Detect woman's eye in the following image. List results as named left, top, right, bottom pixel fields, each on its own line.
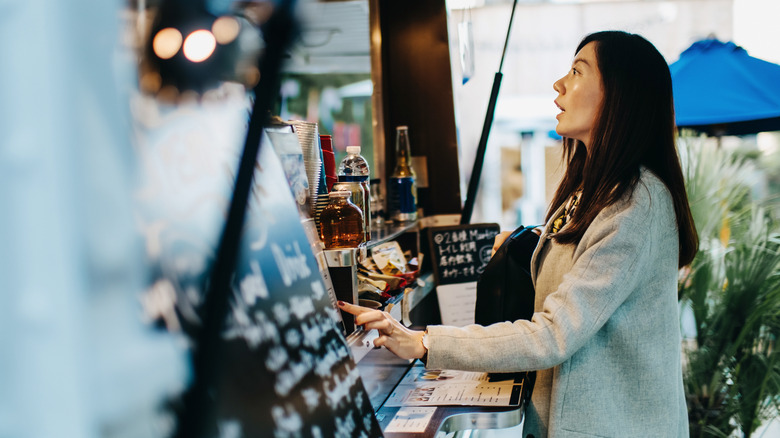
left=571, top=67, right=579, bottom=75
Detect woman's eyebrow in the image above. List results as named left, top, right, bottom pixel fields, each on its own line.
left=573, top=58, right=590, bottom=68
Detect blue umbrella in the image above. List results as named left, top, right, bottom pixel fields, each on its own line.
left=669, top=38, right=780, bottom=136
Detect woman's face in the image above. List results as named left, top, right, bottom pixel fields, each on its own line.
left=553, top=42, right=604, bottom=147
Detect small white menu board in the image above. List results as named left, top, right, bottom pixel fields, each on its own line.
left=435, top=282, right=477, bottom=326
left=383, top=365, right=524, bottom=407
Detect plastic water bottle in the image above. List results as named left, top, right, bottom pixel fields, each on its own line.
left=337, top=146, right=371, bottom=240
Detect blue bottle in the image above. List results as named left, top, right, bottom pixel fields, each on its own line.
left=389, top=126, right=417, bottom=222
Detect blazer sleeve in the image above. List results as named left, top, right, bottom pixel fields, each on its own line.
left=425, top=188, right=659, bottom=372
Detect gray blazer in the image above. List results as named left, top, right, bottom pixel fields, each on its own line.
left=426, top=169, right=689, bottom=437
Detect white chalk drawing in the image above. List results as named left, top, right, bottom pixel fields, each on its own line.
left=223, top=304, right=280, bottom=349
left=265, top=345, right=288, bottom=373
left=274, top=350, right=315, bottom=397
left=334, top=411, right=357, bottom=438
left=300, top=319, right=325, bottom=349
left=323, top=364, right=360, bottom=409
left=310, top=280, right=325, bottom=300
left=289, top=295, right=315, bottom=320
left=362, top=413, right=374, bottom=435
left=240, top=260, right=269, bottom=305
left=272, top=302, right=291, bottom=326
left=271, top=241, right=312, bottom=286
left=284, top=328, right=302, bottom=349
left=301, top=387, right=321, bottom=413
left=271, top=404, right=303, bottom=436
left=323, top=306, right=341, bottom=325
left=227, top=300, right=263, bottom=348
left=314, top=338, right=350, bottom=377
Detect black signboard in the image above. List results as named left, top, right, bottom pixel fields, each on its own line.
left=427, top=223, right=500, bottom=286
left=134, top=104, right=381, bottom=437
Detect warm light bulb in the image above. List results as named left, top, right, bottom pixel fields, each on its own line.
left=153, top=27, right=183, bottom=60
left=183, top=30, right=216, bottom=63
left=212, top=16, right=240, bottom=45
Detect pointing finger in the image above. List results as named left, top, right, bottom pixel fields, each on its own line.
left=337, top=301, right=374, bottom=316
left=354, top=309, right=387, bottom=326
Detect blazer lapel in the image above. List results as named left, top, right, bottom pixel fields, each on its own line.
left=530, top=203, right=565, bottom=286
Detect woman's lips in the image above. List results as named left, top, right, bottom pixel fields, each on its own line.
left=555, top=101, right=564, bottom=119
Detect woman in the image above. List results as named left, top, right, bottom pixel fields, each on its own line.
left=340, top=31, right=697, bottom=437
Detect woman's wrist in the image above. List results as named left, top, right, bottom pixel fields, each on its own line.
left=419, top=328, right=429, bottom=364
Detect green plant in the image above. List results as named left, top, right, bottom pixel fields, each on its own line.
left=678, top=134, right=780, bottom=438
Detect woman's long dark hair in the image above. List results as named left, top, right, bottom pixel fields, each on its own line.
left=547, top=31, right=698, bottom=267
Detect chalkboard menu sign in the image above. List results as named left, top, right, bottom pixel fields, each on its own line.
left=426, top=223, right=500, bottom=326
left=132, top=97, right=381, bottom=437
left=427, top=224, right=500, bottom=285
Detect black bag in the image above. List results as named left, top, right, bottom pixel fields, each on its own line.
left=474, top=224, right=540, bottom=400
left=475, top=225, right=539, bottom=325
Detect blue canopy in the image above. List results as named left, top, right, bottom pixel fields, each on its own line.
left=669, top=39, right=780, bottom=135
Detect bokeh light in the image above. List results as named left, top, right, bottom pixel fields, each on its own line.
left=212, top=16, right=241, bottom=45
left=244, top=66, right=261, bottom=88
left=139, top=71, right=162, bottom=93
left=152, top=27, right=183, bottom=60
left=183, top=30, right=216, bottom=63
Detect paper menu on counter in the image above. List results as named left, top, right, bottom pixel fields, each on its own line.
left=383, top=364, right=524, bottom=407
left=399, top=367, right=523, bottom=385
left=384, top=407, right=437, bottom=433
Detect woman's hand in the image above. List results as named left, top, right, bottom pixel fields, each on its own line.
left=492, top=231, right=512, bottom=257
left=337, top=301, right=426, bottom=360
left=492, top=227, right=543, bottom=256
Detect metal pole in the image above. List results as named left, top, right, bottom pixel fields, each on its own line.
left=460, top=0, right=518, bottom=225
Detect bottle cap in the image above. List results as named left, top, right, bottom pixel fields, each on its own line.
left=396, top=125, right=408, bottom=131
left=329, top=190, right=351, bottom=199
left=346, top=145, right=361, bottom=155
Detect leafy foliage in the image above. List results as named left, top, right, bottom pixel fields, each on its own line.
left=678, top=134, right=780, bottom=438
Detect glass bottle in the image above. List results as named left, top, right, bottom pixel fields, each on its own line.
left=331, top=181, right=367, bottom=243
left=337, top=145, right=371, bottom=240
left=369, top=178, right=385, bottom=226
left=389, top=126, right=418, bottom=222
left=319, top=191, right=365, bottom=249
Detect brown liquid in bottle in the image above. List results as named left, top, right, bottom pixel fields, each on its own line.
left=320, top=191, right=365, bottom=249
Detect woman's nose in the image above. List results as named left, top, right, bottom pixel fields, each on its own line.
left=553, top=77, right=563, bottom=93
